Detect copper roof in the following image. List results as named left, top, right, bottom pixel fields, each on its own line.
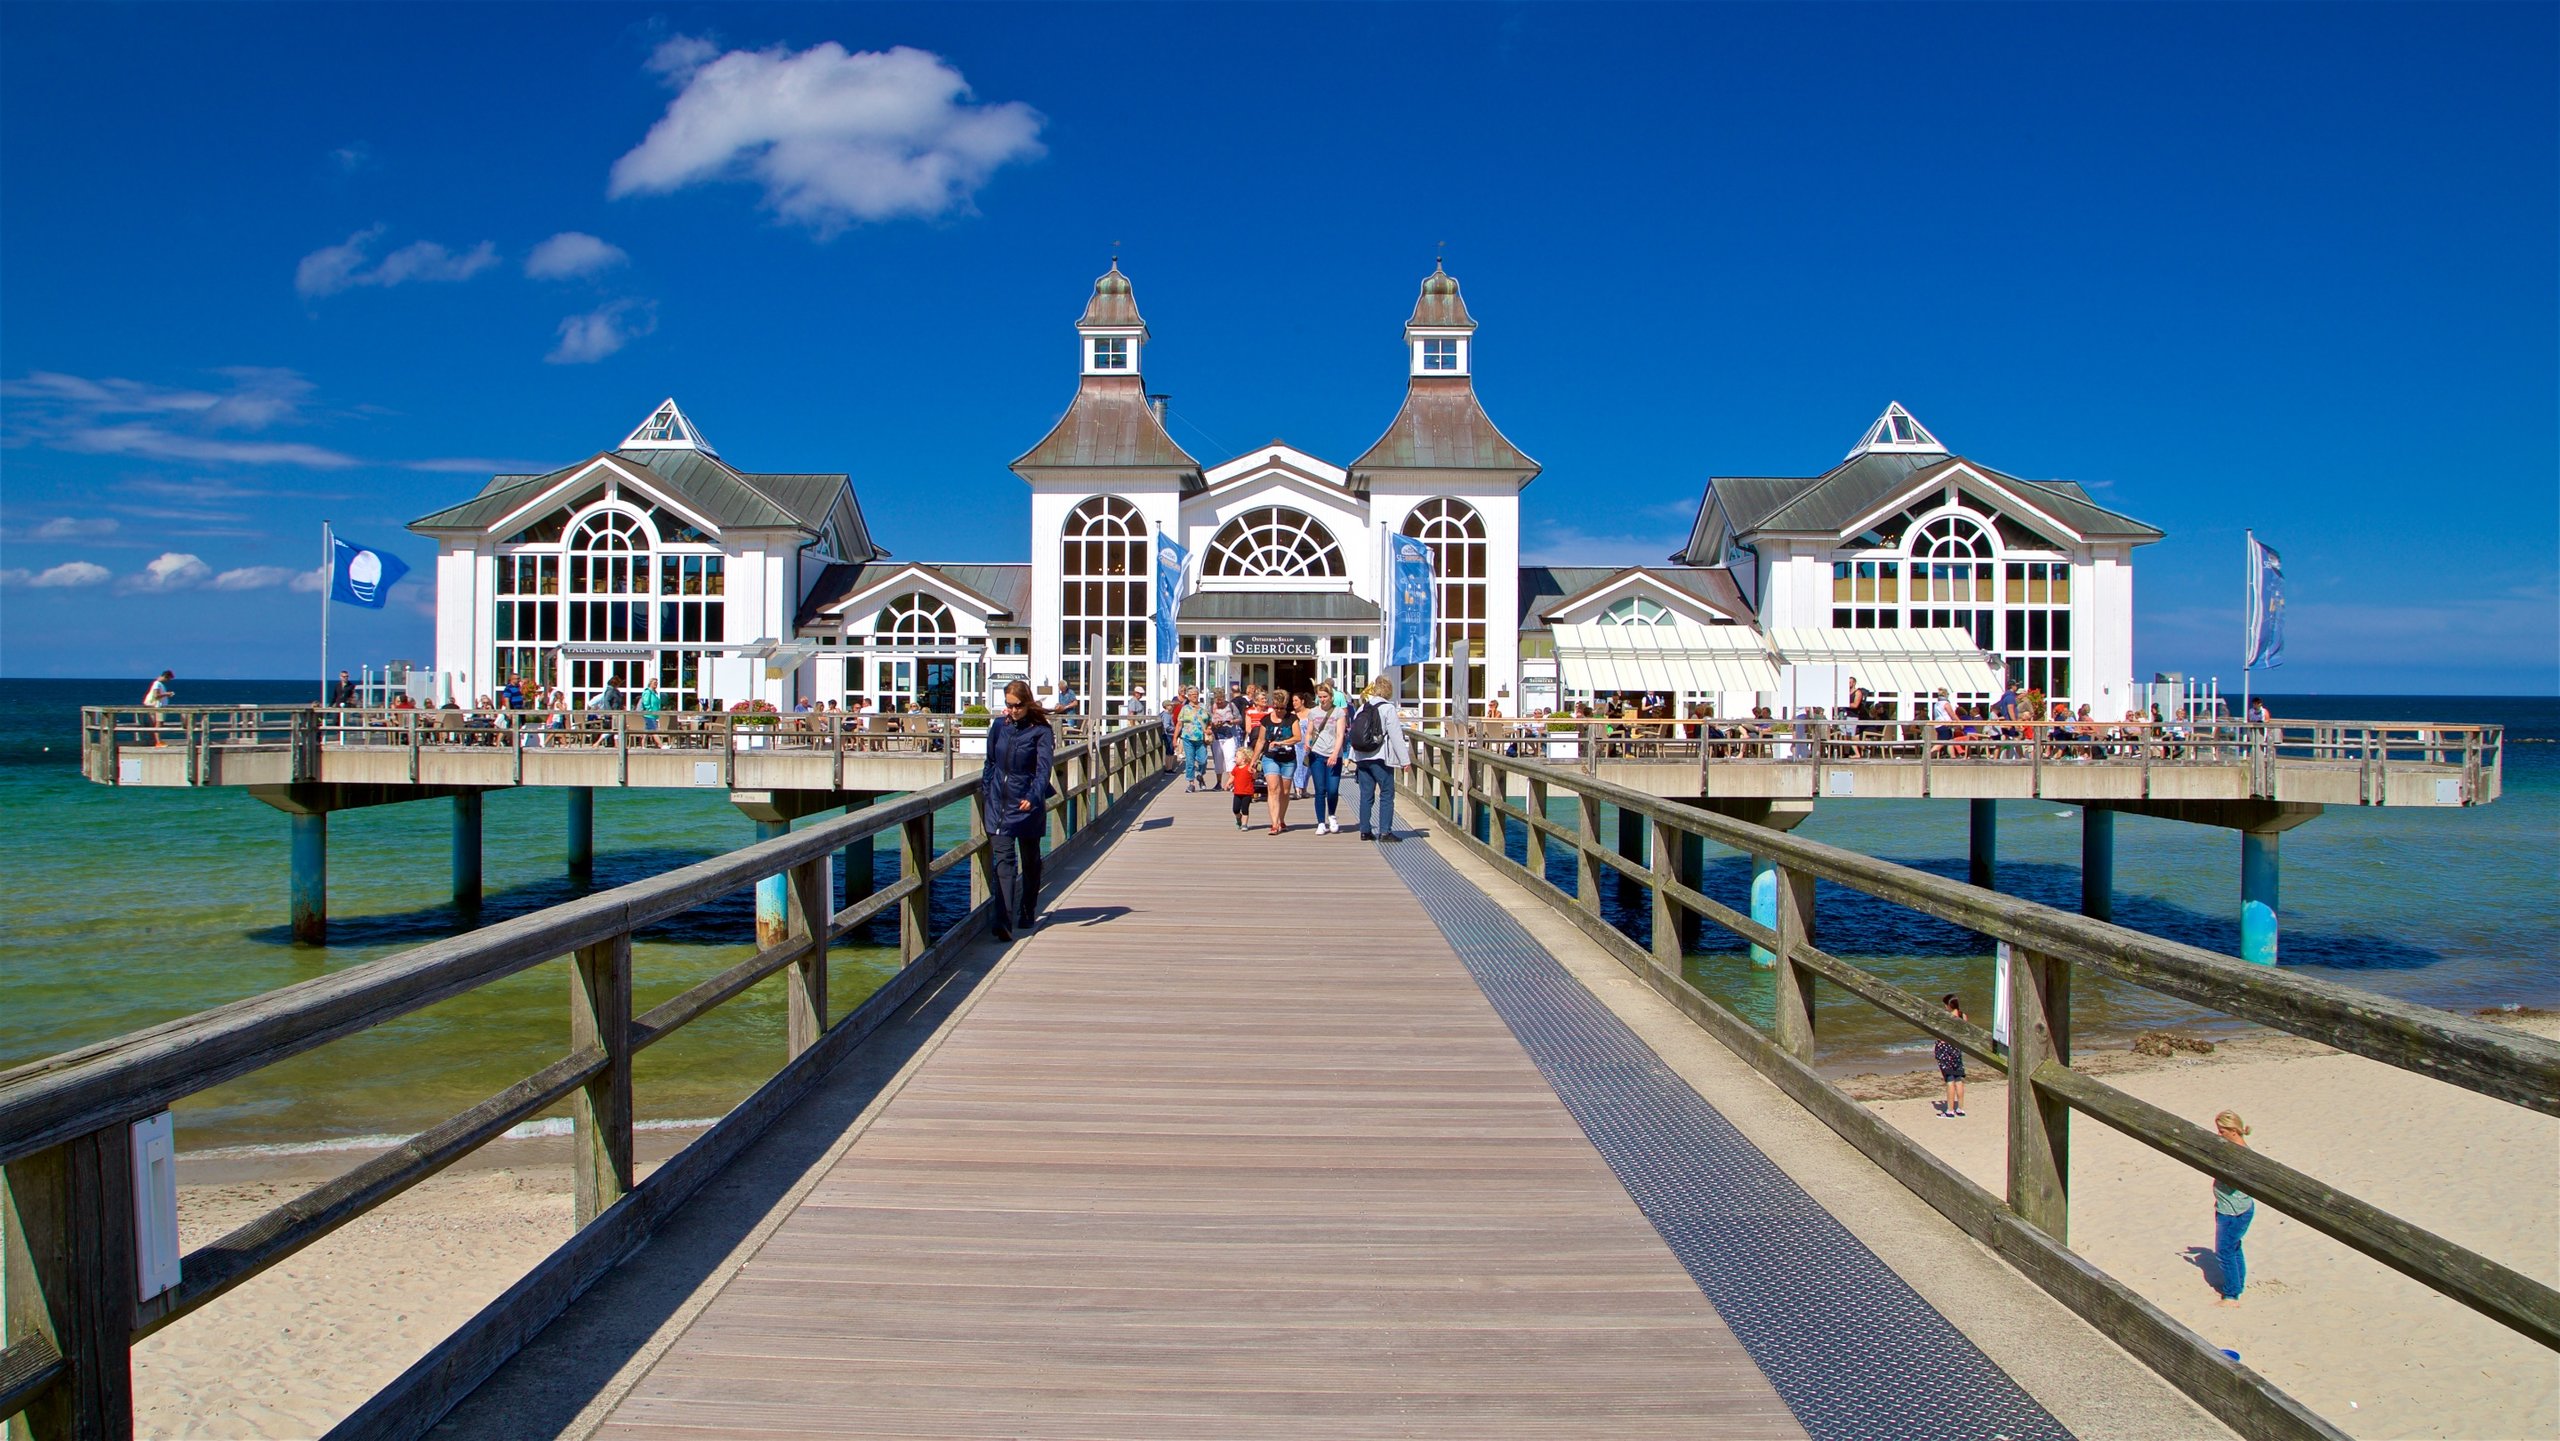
left=1346, top=377, right=1539, bottom=483
left=1078, top=262, right=1144, bottom=330
left=1407, top=261, right=1475, bottom=330
left=1012, top=375, right=1201, bottom=474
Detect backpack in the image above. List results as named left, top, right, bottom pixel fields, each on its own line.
left=1348, top=700, right=1386, bottom=753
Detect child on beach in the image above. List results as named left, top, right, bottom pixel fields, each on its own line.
left=1935, top=994, right=1968, bottom=1117
left=2212, top=1110, right=2257, bottom=1306
left=1229, top=756, right=1257, bottom=830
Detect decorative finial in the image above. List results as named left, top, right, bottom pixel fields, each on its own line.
left=1110, top=240, right=1122, bottom=271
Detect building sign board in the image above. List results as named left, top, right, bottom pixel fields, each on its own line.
left=1230, top=633, right=1318, bottom=658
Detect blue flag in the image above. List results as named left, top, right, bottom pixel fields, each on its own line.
left=1153, top=531, right=1187, bottom=665
left=330, top=535, right=411, bottom=609
left=2245, top=534, right=2284, bottom=671
left=1387, top=534, right=1436, bottom=667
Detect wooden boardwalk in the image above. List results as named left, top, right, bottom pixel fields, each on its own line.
left=592, top=783, right=1801, bottom=1439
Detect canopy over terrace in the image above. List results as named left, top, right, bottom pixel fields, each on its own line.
left=1550, top=622, right=1780, bottom=698
left=1770, top=626, right=2006, bottom=710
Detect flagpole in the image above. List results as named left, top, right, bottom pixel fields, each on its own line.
left=320, top=521, right=333, bottom=706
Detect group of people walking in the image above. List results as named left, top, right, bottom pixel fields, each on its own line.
left=1163, top=679, right=1412, bottom=840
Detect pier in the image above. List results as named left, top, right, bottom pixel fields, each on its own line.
left=78, top=704, right=2504, bottom=961
left=5, top=722, right=2554, bottom=1440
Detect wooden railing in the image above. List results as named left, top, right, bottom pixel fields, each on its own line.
left=78, top=706, right=1120, bottom=788
left=1400, top=733, right=2555, bottom=1441
left=2, top=722, right=1167, bottom=1441
left=1427, top=716, right=2502, bottom=791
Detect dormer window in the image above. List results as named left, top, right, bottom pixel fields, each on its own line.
left=1422, top=338, right=1460, bottom=371
left=1091, top=337, right=1131, bottom=371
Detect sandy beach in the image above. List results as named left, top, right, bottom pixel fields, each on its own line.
left=1861, top=1015, right=2560, bottom=1441
left=134, top=1129, right=704, bottom=1441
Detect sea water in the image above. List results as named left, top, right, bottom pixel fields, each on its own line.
left=1, top=680, right=2552, bottom=1152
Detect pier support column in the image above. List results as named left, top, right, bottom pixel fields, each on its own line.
left=754, top=818, right=791, bottom=949
left=290, top=812, right=326, bottom=945
left=1617, top=803, right=1648, bottom=888
left=1693, top=798, right=1814, bottom=969
left=1673, top=829, right=1706, bottom=951
left=452, top=792, right=483, bottom=908
left=565, top=786, right=594, bottom=881
left=2080, top=807, right=2114, bottom=921
left=1969, top=799, right=1998, bottom=889
left=2241, top=828, right=2281, bottom=966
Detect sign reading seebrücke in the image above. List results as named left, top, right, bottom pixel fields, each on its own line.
left=1230, top=634, right=1319, bottom=658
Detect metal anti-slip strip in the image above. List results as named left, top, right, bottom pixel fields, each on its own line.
left=1381, top=836, right=2070, bottom=1441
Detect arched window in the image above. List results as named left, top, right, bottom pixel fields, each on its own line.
left=1910, top=514, right=1993, bottom=561
left=1400, top=497, right=1488, bottom=716
left=1596, top=595, right=1675, bottom=626
left=875, top=592, right=958, bottom=646
left=563, top=508, right=654, bottom=702
left=1203, top=506, right=1345, bottom=578
left=1061, top=495, right=1149, bottom=704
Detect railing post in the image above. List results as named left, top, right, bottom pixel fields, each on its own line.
left=1526, top=778, right=1552, bottom=881
left=568, top=934, right=632, bottom=1227
left=1574, top=790, right=1603, bottom=917
left=898, top=814, right=933, bottom=965
left=3, top=1126, right=138, bottom=1440
left=2006, top=945, right=2071, bottom=1240
left=1647, top=812, right=1683, bottom=970
left=785, top=856, right=830, bottom=1057
left=967, top=797, right=994, bottom=915
left=1770, top=862, right=1818, bottom=1062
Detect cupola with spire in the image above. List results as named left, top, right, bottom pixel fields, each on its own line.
left=1349, top=259, right=1537, bottom=489
left=1404, top=258, right=1476, bottom=377
left=1077, top=259, right=1148, bottom=377
left=1014, top=260, right=1200, bottom=482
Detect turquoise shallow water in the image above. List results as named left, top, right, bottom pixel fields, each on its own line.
left=1, top=680, right=2552, bottom=1151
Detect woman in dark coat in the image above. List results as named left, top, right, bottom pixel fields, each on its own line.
left=981, top=679, right=1057, bottom=940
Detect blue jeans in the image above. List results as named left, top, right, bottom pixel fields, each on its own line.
left=1182, top=737, right=1209, bottom=783
left=2215, top=1205, right=2254, bottom=1299
left=1310, top=757, right=1342, bottom=821
left=1356, top=758, right=1397, bottom=836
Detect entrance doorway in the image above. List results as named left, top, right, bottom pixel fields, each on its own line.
left=1236, top=658, right=1316, bottom=697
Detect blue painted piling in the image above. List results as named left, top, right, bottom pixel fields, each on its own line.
left=2241, top=828, right=2280, bottom=965
left=290, top=812, right=327, bottom=944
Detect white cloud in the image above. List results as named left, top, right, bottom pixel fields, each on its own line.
left=525, top=232, right=630, bottom=280
left=548, top=299, right=658, bottom=364
left=297, top=224, right=500, bottom=298
left=61, top=425, right=359, bottom=468
left=33, top=516, right=119, bottom=539
left=291, top=566, right=329, bottom=593
left=119, top=552, right=214, bottom=593
left=211, top=565, right=304, bottom=591
left=6, top=367, right=311, bottom=430
left=609, top=41, right=1045, bottom=233
left=0, top=560, right=111, bottom=589
left=405, top=456, right=553, bottom=474
left=329, top=142, right=375, bottom=174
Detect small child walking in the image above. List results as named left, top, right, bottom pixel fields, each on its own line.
left=1935, top=994, right=1969, bottom=1117
left=1230, top=757, right=1257, bottom=830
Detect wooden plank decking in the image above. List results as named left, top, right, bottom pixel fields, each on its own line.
left=593, top=783, right=1802, bottom=1439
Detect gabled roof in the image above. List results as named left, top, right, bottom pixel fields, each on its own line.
left=1535, top=565, right=1753, bottom=626
left=1346, top=378, right=1539, bottom=484
left=1678, top=444, right=2160, bottom=561
left=1012, top=375, right=1201, bottom=476
left=410, top=445, right=878, bottom=560
left=1517, top=565, right=1745, bottom=629
left=795, top=562, right=1031, bottom=632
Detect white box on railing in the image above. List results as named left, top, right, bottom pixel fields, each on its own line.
left=132, top=1110, right=180, bottom=1300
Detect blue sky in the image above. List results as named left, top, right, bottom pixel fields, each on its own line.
left=3, top=3, right=2552, bottom=693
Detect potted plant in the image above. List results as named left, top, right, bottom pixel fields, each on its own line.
left=1544, top=711, right=1580, bottom=760
left=958, top=702, right=992, bottom=755
left=729, top=698, right=779, bottom=749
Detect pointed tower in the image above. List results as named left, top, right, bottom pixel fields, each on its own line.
left=1347, top=261, right=1539, bottom=489
left=1014, top=263, right=1199, bottom=715
left=1846, top=402, right=1944, bottom=459
left=620, top=397, right=716, bottom=457
left=1011, top=262, right=1200, bottom=479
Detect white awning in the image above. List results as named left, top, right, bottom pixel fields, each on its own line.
left=1550, top=622, right=1781, bottom=696
left=1770, top=627, right=2005, bottom=696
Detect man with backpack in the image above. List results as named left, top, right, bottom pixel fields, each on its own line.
left=1345, top=679, right=1410, bottom=841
